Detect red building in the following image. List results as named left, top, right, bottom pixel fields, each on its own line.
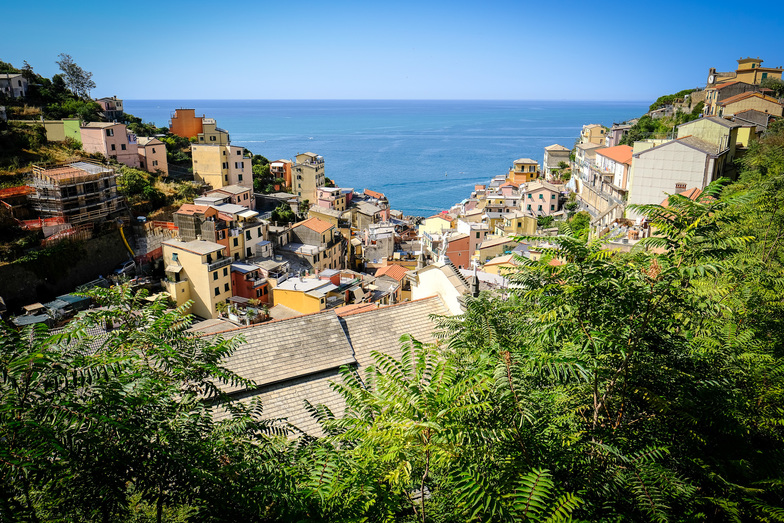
left=230, top=262, right=271, bottom=303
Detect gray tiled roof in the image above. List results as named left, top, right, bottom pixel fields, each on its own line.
left=211, top=296, right=449, bottom=436
left=219, top=310, right=355, bottom=394
left=341, top=296, right=448, bottom=369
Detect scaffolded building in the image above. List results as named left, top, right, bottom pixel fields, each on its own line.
left=28, top=161, right=123, bottom=224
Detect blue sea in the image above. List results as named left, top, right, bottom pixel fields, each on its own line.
left=123, top=100, right=648, bottom=216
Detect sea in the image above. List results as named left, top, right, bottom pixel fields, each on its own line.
left=123, top=100, right=649, bottom=216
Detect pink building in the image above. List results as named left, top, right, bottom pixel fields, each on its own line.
left=80, top=122, right=139, bottom=168
left=317, top=187, right=346, bottom=210
left=137, top=137, right=168, bottom=175
left=522, top=181, right=561, bottom=216
left=206, top=184, right=255, bottom=210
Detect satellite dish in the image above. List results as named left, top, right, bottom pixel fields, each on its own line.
left=708, top=75, right=716, bottom=84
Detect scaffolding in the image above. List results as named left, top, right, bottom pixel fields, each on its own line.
left=28, top=161, right=124, bottom=224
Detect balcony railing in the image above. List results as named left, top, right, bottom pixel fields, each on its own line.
left=207, top=257, right=232, bottom=271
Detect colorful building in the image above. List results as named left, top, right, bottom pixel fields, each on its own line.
left=162, top=238, right=233, bottom=319
left=191, top=144, right=253, bottom=189
left=292, top=152, right=326, bottom=202
left=508, top=158, right=540, bottom=184
left=80, top=122, right=139, bottom=168
left=733, top=57, right=783, bottom=85
left=169, top=109, right=204, bottom=139
left=137, top=137, right=168, bottom=175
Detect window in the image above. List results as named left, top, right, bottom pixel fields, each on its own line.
left=213, top=271, right=218, bottom=280
left=105, top=129, right=114, bottom=137
left=246, top=231, right=251, bottom=240
left=237, top=149, right=241, bottom=155
left=257, top=228, right=262, bottom=237
left=551, top=194, right=555, bottom=199
left=550, top=205, right=555, bottom=211
left=210, top=136, right=216, bottom=141
left=762, top=72, right=768, bottom=80
left=527, top=204, right=531, bottom=210
left=527, top=194, right=532, bottom=199
left=222, top=162, right=228, bottom=169
left=121, top=144, right=126, bottom=151
left=238, top=174, right=243, bottom=182
left=233, top=238, right=238, bottom=247
left=247, top=247, right=252, bottom=257
left=244, top=193, right=248, bottom=200
left=538, top=205, right=542, bottom=211
left=152, top=147, right=156, bottom=153
left=152, top=160, right=158, bottom=166
left=475, top=232, right=480, bottom=239
left=223, top=267, right=228, bottom=277
left=539, top=194, right=544, bottom=199
left=110, top=144, right=116, bottom=151
left=214, top=287, right=220, bottom=296
left=224, top=283, right=230, bottom=292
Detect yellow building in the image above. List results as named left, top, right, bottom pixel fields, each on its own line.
left=734, top=57, right=783, bottom=85
left=580, top=124, right=606, bottom=145
left=482, top=254, right=518, bottom=276
left=192, top=144, right=253, bottom=189
left=716, top=92, right=784, bottom=118
left=508, top=158, right=540, bottom=184
left=496, top=210, right=537, bottom=237
left=418, top=214, right=455, bottom=236
left=162, top=239, right=233, bottom=319
left=197, top=118, right=230, bottom=145
left=474, top=236, right=519, bottom=264
left=272, top=277, right=337, bottom=314
left=293, top=152, right=326, bottom=202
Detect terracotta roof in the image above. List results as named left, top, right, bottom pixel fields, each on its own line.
left=718, top=91, right=782, bottom=107
left=711, top=81, right=741, bottom=90
left=364, top=188, right=386, bottom=200
left=375, top=264, right=409, bottom=281
left=595, top=144, right=633, bottom=165
left=660, top=187, right=704, bottom=207
left=175, top=204, right=211, bottom=215
left=483, top=254, right=516, bottom=266
left=427, top=214, right=453, bottom=222
left=293, top=217, right=333, bottom=234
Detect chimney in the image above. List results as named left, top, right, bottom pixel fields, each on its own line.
left=471, top=266, right=480, bottom=298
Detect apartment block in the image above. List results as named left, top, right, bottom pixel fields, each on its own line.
left=95, top=96, right=124, bottom=121
left=28, top=161, right=122, bottom=224
left=507, top=158, right=540, bottom=184
left=162, top=239, right=233, bottom=319
left=192, top=144, right=252, bottom=189
left=169, top=109, right=204, bottom=139
left=292, top=152, right=326, bottom=202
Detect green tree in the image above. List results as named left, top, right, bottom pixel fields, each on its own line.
left=55, top=53, right=96, bottom=99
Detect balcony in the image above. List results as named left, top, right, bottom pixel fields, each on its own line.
left=207, top=257, right=232, bottom=271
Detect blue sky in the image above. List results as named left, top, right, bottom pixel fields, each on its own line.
left=4, top=0, right=784, bottom=101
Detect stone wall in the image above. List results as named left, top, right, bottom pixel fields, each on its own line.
left=0, top=231, right=130, bottom=312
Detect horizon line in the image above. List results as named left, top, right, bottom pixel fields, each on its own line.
left=121, top=98, right=652, bottom=103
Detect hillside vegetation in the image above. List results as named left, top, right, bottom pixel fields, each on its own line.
left=2, top=122, right=784, bottom=522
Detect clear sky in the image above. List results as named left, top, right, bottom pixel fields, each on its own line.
left=4, top=0, right=784, bottom=101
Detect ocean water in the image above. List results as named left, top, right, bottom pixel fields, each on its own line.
left=123, top=100, right=648, bottom=216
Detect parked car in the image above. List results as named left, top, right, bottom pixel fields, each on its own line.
left=113, top=260, right=136, bottom=277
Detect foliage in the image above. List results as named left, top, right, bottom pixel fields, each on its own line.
left=271, top=202, right=296, bottom=224
left=648, top=88, right=699, bottom=112
left=0, top=285, right=294, bottom=522
left=537, top=215, right=555, bottom=229
left=117, top=166, right=166, bottom=207
left=760, top=77, right=784, bottom=97
left=55, top=53, right=96, bottom=99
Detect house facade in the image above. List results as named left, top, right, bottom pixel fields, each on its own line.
left=292, top=152, right=326, bottom=202
left=162, top=239, right=233, bottom=319
left=80, top=122, right=139, bottom=168
left=137, top=137, right=168, bottom=175
left=169, top=109, right=204, bottom=139
left=192, top=144, right=253, bottom=189
left=508, top=158, right=540, bottom=184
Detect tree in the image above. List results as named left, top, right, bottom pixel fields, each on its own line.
left=56, top=53, right=96, bottom=99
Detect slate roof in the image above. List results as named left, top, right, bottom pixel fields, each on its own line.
left=677, top=116, right=740, bottom=130
left=219, top=310, right=355, bottom=394
left=209, top=296, right=449, bottom=435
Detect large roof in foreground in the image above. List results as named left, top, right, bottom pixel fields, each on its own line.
left=209, top=296, right=450, bottom=435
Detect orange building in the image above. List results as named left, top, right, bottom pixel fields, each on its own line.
left=169, top=109, right=204, bottom=139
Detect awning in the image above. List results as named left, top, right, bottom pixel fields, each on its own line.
left=165, top=264, right=183, bottom=273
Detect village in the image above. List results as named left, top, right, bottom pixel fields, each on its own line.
left=1, top=56, right=783, bottom=430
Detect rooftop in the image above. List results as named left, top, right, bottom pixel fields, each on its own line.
left=162, top=238, right=225, bottom=255
left=595, top=144, right=633, bottom=165
left=374, top=264, right=410, bottom=282
left=293, top=217, right=333, bottom=234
